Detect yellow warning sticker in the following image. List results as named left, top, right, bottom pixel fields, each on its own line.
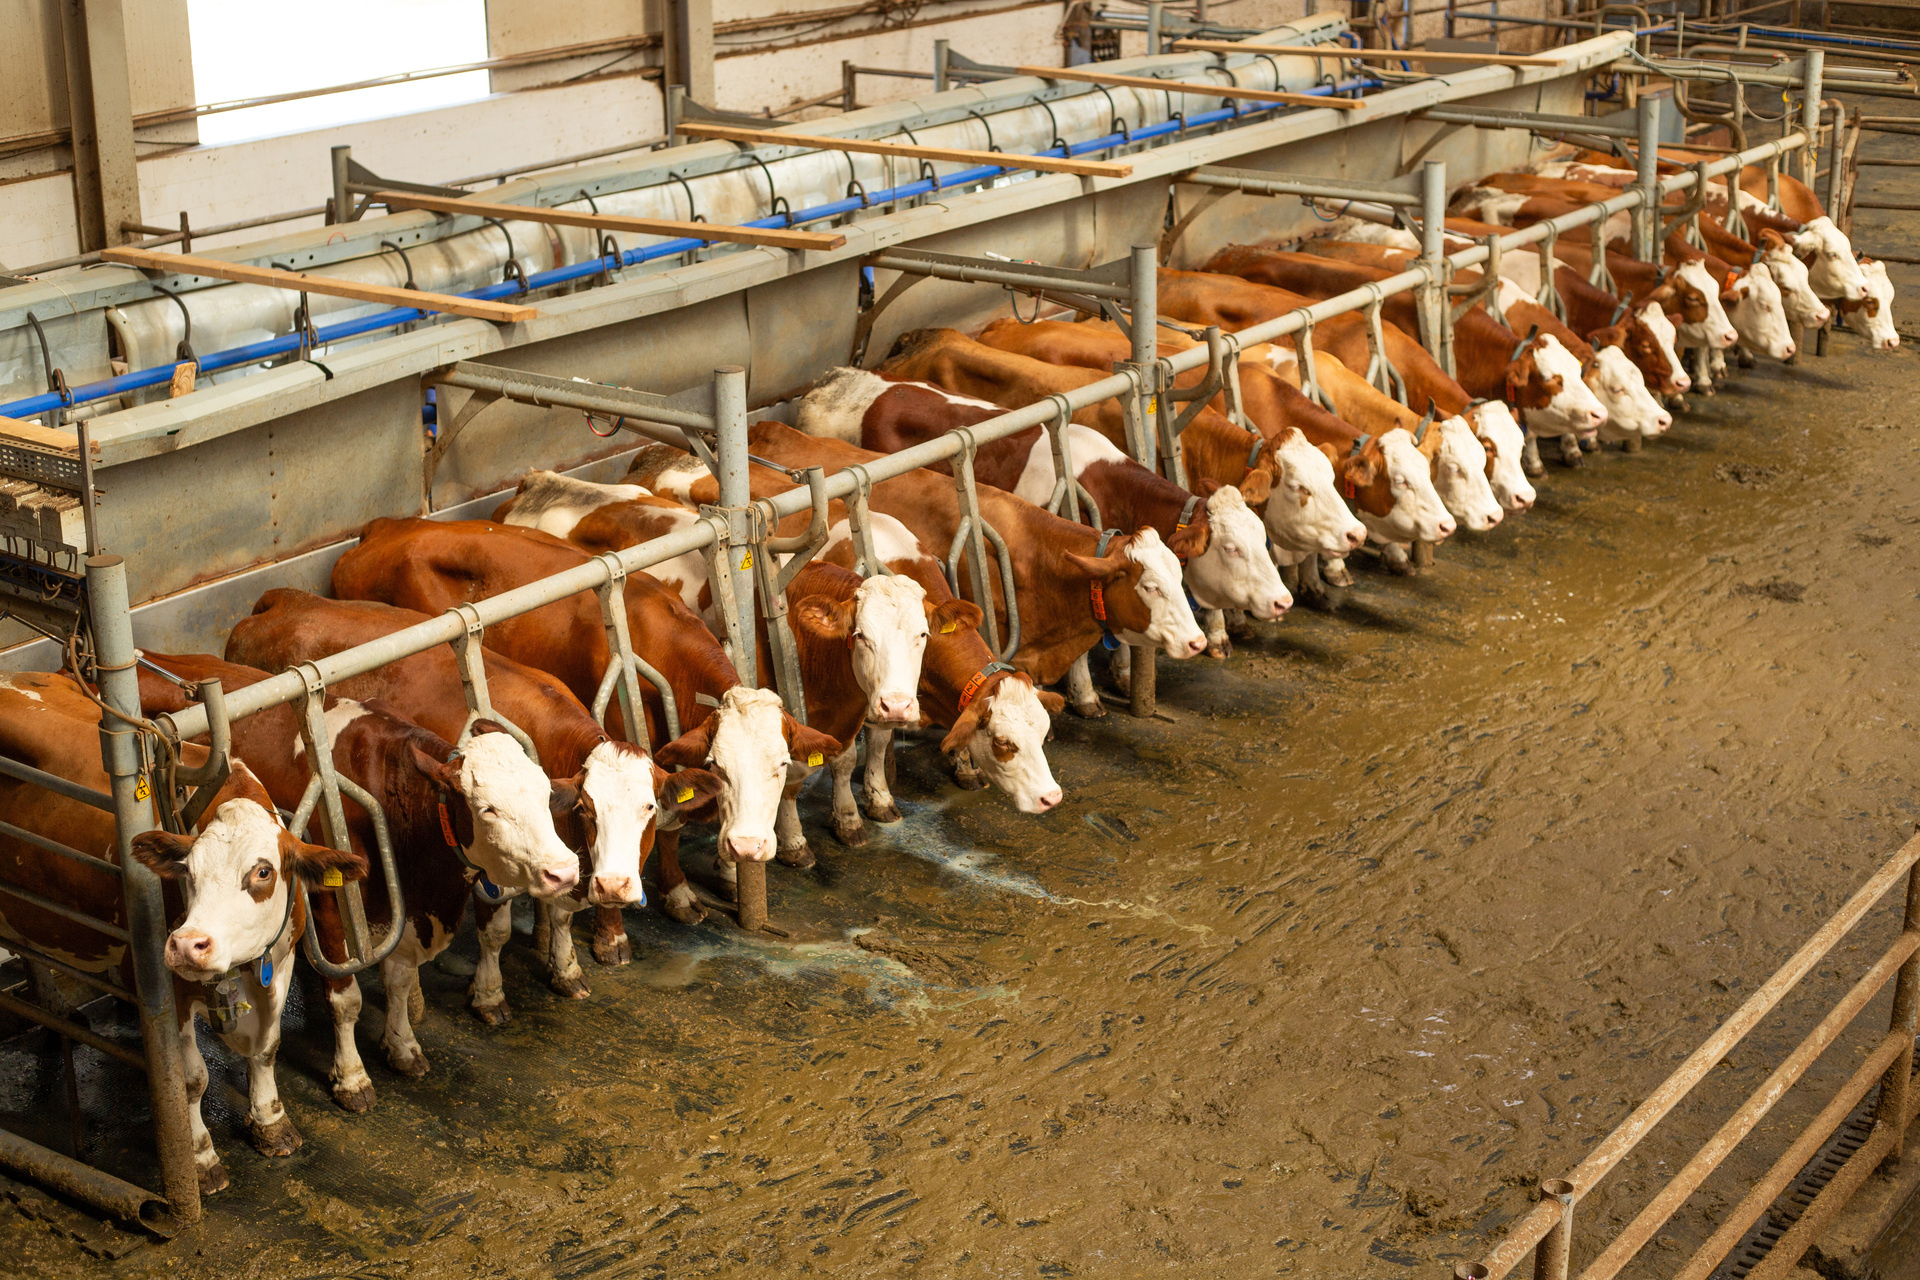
left=322, top=868, right=344, bottom=888
left=806, top=752, right=824, bottom=767
left=1146, top=396, right=1158, bottom=416
left=133, top=774, right=150, bottom=801
left=739, top=551, right=754, bottom=570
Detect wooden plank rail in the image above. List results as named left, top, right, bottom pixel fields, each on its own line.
left=100, top=247, right=539, bottom=323
left=371, top=192, right=846, bottom=252
left=1174, top=38, right=1564, bottom=67
left=675, top=123, right=1133, bottom=179
left=1015, top=64, right=1364, bottom=110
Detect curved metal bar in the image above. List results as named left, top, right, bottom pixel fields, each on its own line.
left=1536, top=222, right=1566, bottom=321
left=294, top=772, right=406, bottom=979
left=977, top=517, right=1022, bottom=660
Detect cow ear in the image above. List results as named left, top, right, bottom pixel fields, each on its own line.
left=938, top=699, right=988, bottom=756
left=928, top=598, right=983, bottom=636
left=1061, top=549, right=1127, bottom=582
left=791, top=596, right=855, bottom=642
left=661, top=768, right=723, bottom=811
left=280, top=831, right=369, bottom=885
left=1647, top=284, right=1676, bottom=307
left=468, top=718, right=512, bottom=739
left=549, top=771, right=585, bottom=818
left=1035, top=689, right=1067, bottom=715
left=1316, top=442, right=1341, bottom=467
left=788, top=721, right=843, bottom=768
left=1195, top=477, right=1222, bottom=498
left=653, top=718, right=716, bottom=769
left=1237, top=467, right=1273, bottom=506
left=129, top=829, right=195, bottom=879
left=409, top=743, right=458, bottom=787
left=1346, top=453, right=1378, bottom=487
left=1167, top=518, right=1208, bottom=561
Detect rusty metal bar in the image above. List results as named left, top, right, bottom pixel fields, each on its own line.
left=0, top=986, right=147, bottom=1070
left=1876, top=857, right=1920, bottom=1157
left=1478, top=831, right=1920, bottom=1279
left=0, top=877, right=130, bottom=942
left=1534, top=1179, right=1575, bottom=1280
left=0, top=1126, right=176, bottom=1236
left=0, top=755, right=115, bottom=811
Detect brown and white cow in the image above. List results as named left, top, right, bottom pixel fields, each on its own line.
left=0, top=670, right=363, bottom=1189
left=332, top=518, right=841, bottom=928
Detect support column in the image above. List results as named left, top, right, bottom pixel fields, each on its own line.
left=711, top=367, right=766, bottom=932
left=1128, top=243, right=1159, bottom=719
left=666, top=0, right=716, bottom=106
left=1418, top=160, right=1452, bottom=376
left=60, top=0, right=143, bottom=253
left=329, top=146, right=353, bottom=225
left=1800, top=50, right=1825, bottom=187
left=88, top=556, right=200, bottom=1223
left=1635, top=94, right=1662, bottom=263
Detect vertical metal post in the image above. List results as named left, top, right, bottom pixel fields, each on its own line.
left=666, top=0, right=716, bottom=105
left=666, top=85, right=687, bottom=148
left=329, top=145, right=353, bottom=224
left=1800, top=51, right=1825, bottom=187
left=86, top=556, right=200, bottom=1224
left=711, top=366, right=767, bottom=933
left=60, top=0, right=143, bottom=252
left=1147, top=1, right=1164, bottom=53
left=842, top=60, right=857, bottom=112
left=934, top=39, right=950, bottom=92
left=1533, top=1179, right=1575, bottom=1280
left=1418, top=160, right=1453, bottom=376
left=1128, top=243, right=1159, bottom=719
left=1635, top=94, right=1662, bottom=263
left=1875, top=860, right=1920, bottom=1157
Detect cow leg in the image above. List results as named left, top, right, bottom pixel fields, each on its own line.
left=829, top=742, right=868, bottom=847
left=226, top=968, right=301, bottom=1158
left=715, top=849, right=738, bottom=902
left=1293, top=554, right=1326, bottom=603
left=1558, top=434, right=1584, bottom=468
left=776, top=766, right=816, bottom=863
left=1319, top=557, right=1353, bottom=588
left=592, top=905, right=632, bottom=966
left=378, top=933, right=433, bottom=1075
left=323, top=975, right=377, bottom=1113
left=1226, top=608, right=1256, bottom=638
left=653, top=825, right=706, bottom=926
left=539, top=901, right=590, bottom=999
left=1277, top=560, right=1300, bottom=595
left=468, top=897, right=514, bottom=1026
left=1734, top=344, right=1754, bottom=369
left=1111, top=644, right=1131, bottom=697
left=1066, top=654, right=1105, bottom=719
left=1378, top=540, right=1416, bottom=576
left=1521, top=430, right=1545, bottom=477
left=861, top=730, right=904, bottom=822
left=176, top=1009, right=226, bottom=1194
left=1205, top=609, right=1230, bottom=660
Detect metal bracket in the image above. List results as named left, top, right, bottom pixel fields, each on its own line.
left=447, top=604, right=540, bottom=763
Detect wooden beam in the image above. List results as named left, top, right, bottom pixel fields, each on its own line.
left=676, top=123, right=1133, bottom=179
left=98, top=247, right=539, bottom=324
left=1015, top=64, right=1364, bottom=110
left=1174, top=38, right=1564, bottom=67
left=373, top=191, right=846, bottom=252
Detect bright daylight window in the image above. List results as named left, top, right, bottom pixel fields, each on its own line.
left=186, top=0, right=491, bottom=145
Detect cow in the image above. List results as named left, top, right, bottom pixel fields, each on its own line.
left=1847, top=259, right=1900, bottom=351
left=138, top=650, right=584, bottom=1112
left=332, top=518, right=843, bottom=929
left=227, top=590, right=719, bottom=976
left=630, top=443, right=1068, bottom=816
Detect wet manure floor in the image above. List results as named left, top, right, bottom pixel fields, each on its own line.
left=4, top=320, right=1920, bottom=1280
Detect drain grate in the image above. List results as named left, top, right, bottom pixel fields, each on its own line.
left=1708, top=1046, right=1918, bottom=1280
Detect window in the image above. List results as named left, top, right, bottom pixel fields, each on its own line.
left=187, top=0, right=491, bottom=145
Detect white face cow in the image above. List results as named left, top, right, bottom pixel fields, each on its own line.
left=942, top=674, right=1064, bottom=814
left=1758, top=239, right=1831, bottom=332
left=794, top=573, right=932, bottom=726
left=1110, top=528, right=1208, bottom=659
left=1794, top=217, right=1868, bottom=302
left=576, top=739, right=663, bottom=906
left=1522, top=334, right=1608, bottom=438
left=1588, top=346, right=1671, bottom=439
left=1638, top=304, right=1690, bottom=392
left=1359, top=429, right=1456, bottom=546
left=1468, top=401, right=1535, bottom=512
left=1723, top=264, right=1796, bottom=362
left=1180, top=484, right=1291, bottom=620
left=1261, top=427, right=1369, bottom=557
left=654, top=687, right=837, bottom=864
left=438, top=730, right=582, bottom=900
left=1855, top=260, right=1900, bottom=351
left=1427, top=416, right=1503, bottom=533
left=1674, top=259, right=1740, bottom=350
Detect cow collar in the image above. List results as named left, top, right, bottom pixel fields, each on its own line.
left=432, top=750, right=511, bottom=902
left=1508, top=323, right=1541, bottom=364
left=1414, top=399, right=1437, bottom=445
left=1091, top=528, right=1122, bottom=650
left=205, top=873, right=296, bottom=1034
left=1171, top=493, right=1202, bottom=565
left=1244, top=431, right=1264, bottom=471
left=958, top=660, right=1014, bottom=711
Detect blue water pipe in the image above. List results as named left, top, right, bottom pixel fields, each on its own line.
left=0, top=77, right=1380, bottom=424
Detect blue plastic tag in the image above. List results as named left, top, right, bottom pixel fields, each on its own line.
left=1101, top=633, right=1120, bottom=652
left=257, top=957, right=273, bottom=986
left=480, top=875, right=503, bottom=900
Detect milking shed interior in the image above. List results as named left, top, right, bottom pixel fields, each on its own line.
left=1, top=2, right=1918, bottom=1276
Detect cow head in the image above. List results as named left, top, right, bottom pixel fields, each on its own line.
left=409, top=726, right=581, bottom=900
left=1849, top=259, right=1899, bottom=350
left=1351, top=428, right=1455, bottom=545
left=560, top=739, right=719, bottom=907
left=1510, top=334, right=1606, bottom=438
left=1671, top=260, right=1739, bottom=349
left=132, top=765, right=366, bottom=982
left=1425, top=416, right=1503, bottom=532
left=1258, top=427, right=1367, bottom=557
left=793, top=573, right=936, bottom=726
left=1467, top=401, right=1534, bottom=513
left=1063, top=528, right=1206, bottom=659
left=653, top=687, right=840, bottom=863
left=1758, top=230, right=1831, bottom=331
left=1586, top=346, right=1671, bottom=439
left=1722, top=264, right=1795, bottom=361
left=1180, top=481, right=1291, bottom=620
left=1635, top=301, right=1690, bottom=393
left=1794, top=216, right=1868, bottom=302
left=940, top=671, right=1065, bottom=813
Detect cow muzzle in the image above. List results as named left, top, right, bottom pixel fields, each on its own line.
left=164, top=930, right=220, bottom=978
left=535, top=863, right=581, bottom=899
left=869, top=693, right=918, bottom=726
left=726, top=832, right=776, bottom=862
left=588, top=872, right=641, bottom=906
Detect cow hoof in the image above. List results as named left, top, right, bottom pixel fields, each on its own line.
left=869, top=801, right=904, bottom=824
left=247, top=1115, right=303, bottom=1158
left=198, top=1162, right=229, bottom=1196
left=1521, top=454, right=1545, bottom=478
left=470, top=1000, right=512, bottom=1027
left=332, top=1082, right=377, bottom=1114
left=833, top=820, right=868, bottom=848
left=1206, top=637, right=1232, bottom=660
left=387, top=1045, right=431, bottom=1077
left=1322, top=563, right=1355, bottom=588
left=1386, top=557, right=1419, bottom=578
left=1559, top=448, right=1584, bottom=469
left=1668, top=395, right=1689, bottom=414
left=659, top=889, right=706, bottom=926
left=547, top=972, right=590, bottom=1000
left=1071, top=699, right=1106, bottom=720
left=1579, top=436, right=1600, bottom=453
left=1736, top=349, right=1755, bottom=369
left=777, top=842, right=817, bottom=868
left=592, top=931, right=632, bottom=966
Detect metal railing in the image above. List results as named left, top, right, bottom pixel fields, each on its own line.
left=1457, top=832, right=1920, bottom=1280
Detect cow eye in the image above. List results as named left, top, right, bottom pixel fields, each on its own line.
left=253, top=863, right=272, bottom=882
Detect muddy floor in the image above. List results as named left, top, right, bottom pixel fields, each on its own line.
left=7, top=167, right=1920, bottom=1280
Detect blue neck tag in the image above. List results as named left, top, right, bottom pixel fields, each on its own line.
left=257, top=956, right=273, bottom=986
left=479, top=875, right=503, bottom=900
left=1101, top=632, right=1120, bottom=652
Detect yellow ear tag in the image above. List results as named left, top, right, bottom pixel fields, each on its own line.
left=807, top=752, right=824, bottom=767
left=676, top=786, right=696, bottom=804
left=322, top=867, right=344, bottom=888
left=940, top=621, right=957, bottom=634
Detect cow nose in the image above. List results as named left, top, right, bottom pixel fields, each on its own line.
left=1673, top=373, right=1691, bottom=391
left=166, top=931, right=215, bottom=969
left=539, top=864, right=579, bottom=896
left=1654, top=410, right=1673, bottom=433
left=1435, top=516, right=1457, bottom=540
left=590, top=873, right=636, bottom=904
left=1510, top=493, right=1534, bottom=512
left=1722, top=329, right=1739, bottom=346
left=875, top=693, right=915, bottom=723
left=1035, top=787, right=1063, bottom=812
left=1484, top=508, right=1504, bottom=529
left=1344, top=525, right=1367, bottom=551
left=726, top=833, right=774, bottom=862
left=1270, top=597, right=1291, bottom=619
left=1781, top=342, right=1796, bottom=359
left=1181, top=634, right=1207, bottom=658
